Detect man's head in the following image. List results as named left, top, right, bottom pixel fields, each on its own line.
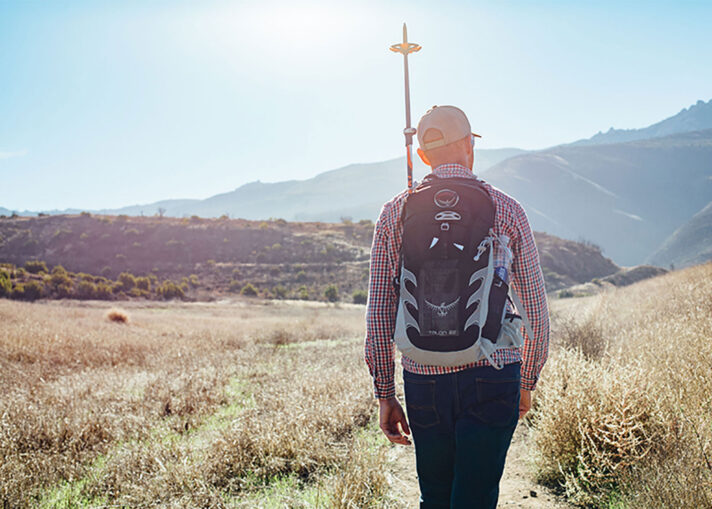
left=416, top=105, right=479, bottom=170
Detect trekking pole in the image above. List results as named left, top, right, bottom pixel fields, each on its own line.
left=390, top=23, right=421, bottom=194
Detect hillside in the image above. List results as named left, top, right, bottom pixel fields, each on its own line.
left=570, top=98, right=712, bottom=146
left=0, top=214, right=618, bottom=301
left=647, top=200, right=712, bottom=268
left=484, top=129, right=712, bottom=265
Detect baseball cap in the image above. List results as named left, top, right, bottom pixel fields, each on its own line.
left=416, top=105, right=481, bottom=151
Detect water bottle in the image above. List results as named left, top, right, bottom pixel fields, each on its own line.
left=483, top=234, right=512, bottom=341
left=494, top=235, right=511, bottom=284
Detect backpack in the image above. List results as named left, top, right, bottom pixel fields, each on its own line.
left=392, top=174, right=533, bottom=369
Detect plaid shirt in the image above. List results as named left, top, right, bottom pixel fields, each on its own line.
left=365, top=163, right=549, bottom=399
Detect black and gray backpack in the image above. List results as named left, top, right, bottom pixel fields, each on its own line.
left=393, top=174, right=533, bottom=368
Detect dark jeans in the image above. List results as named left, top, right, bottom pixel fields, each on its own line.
left=403, top=362, right=521, bottom=509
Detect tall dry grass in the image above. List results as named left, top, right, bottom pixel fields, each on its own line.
left=0, top=298, right=395, bottom=508
left=533, top=262, right=712, bottom=507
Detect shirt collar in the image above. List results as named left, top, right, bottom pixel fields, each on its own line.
left=431, top=163, right=477, bottom=179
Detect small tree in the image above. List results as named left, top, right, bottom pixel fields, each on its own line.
left=352, top=289, right=368, bottom=304
left=135, top=276, right=150, bottom=291
left=117, top=272, right=137, bottom=292
left=95, top=282, right=113, bottom=300
left=24, top=260, right=48, bottom=274
left=158, top=280, right=185, bottom=300
left=272, top=285, right=287, bottom=299
left=324, top=284, right=339, bottom=303
left=76, top=280, right=97, bottom=300
left=0, top=271, right=12, bottom=297
left=241, top=283, right=258, bottom=297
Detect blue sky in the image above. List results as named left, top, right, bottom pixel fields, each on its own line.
left=1, top=0, right=711, bottom=211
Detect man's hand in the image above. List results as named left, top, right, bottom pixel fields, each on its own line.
left=378, top=397, right=411, bottom=445
left=519, top=388, right=532, bottom=419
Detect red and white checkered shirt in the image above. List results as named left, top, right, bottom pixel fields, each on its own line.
left=365, top=163, right=549, bottom=399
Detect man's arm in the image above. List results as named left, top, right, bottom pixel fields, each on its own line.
left=364, top=204, right=399, bottom=400
left=510, top=203, right=550, bottom=394
left=365, top=204, right=412, bottom=444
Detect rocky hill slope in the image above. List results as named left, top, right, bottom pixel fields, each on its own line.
left=647, top=200, right=712, bottom=268
left=0, top=214, right=619, bottom=301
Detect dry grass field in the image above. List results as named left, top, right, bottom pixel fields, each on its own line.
left=533, top=262, right=712, bottom=508
left=0, top=298, right=396, bottom=508
left=2, top=262, right=710, bottom=508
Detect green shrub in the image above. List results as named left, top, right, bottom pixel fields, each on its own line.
left=240, top=283, right=258, bottom=297
left=296, top=270, right=307, bottom=282
left=48, top=270, right=73, bottom=296
left=294, top=286, right=307, bottom=300
left=558, top=289, right=574, bottom=299
left=10, top=283, right=25, bottom=300
left=0, top=271, right=12, bottom=297
left=229, top=279, right=242, bottom=293
left=117, top=272, right=136, bottom=291
left=352, top=289, right=368, bottom=304
left=77, top=272, right=95, bottom=282
left=95, top=282, right=113, bottom=300
left=135, top=276, right=150, bottom=291
left=24, top=260, right=48, bottom=274
left=189, top=274, right=199, bottom=287
left=22, top=281, right=43, bottom=301
left=158, top=280, right=185, bottom=300
left=76, top=280, right=97, bottom=299
left=272, top=285, right=287, bottom=299
left=324, top=284, right=339, bottom=302
left=128, top=287, right=145, bottom=298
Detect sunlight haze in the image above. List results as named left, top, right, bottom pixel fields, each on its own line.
left=1, top=0, right=711, bottom=211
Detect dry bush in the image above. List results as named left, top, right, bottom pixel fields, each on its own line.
left=106, top=307, right=129, bottom=323
left=555, top=315, right=608, bottom=361
left=534, top=262, right=712, bottom=507
left=323, top=433, right=393, bottom=509
left=532, top=349, right=673, bottom=505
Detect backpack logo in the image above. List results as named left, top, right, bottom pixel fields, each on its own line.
left=425, top=297, right=460, bottom=317
left=434, top=189, right=459, bottom=208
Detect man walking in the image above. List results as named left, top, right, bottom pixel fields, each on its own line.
left=365, top=105, right=549, bottom=508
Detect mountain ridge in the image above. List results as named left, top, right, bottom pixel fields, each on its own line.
left=569, top=98, right=712, bottom=146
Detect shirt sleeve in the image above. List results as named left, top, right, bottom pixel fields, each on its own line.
left=510, top=202, right=550, bottom=391
left=364, top=203, right=399, bottom=400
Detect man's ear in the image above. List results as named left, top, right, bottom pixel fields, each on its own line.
left=417, top=148, right=431, bottom=166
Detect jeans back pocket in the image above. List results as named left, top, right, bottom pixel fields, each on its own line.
left=404, top=376, right=440, bottom=429
left=472, top=376, right=520, bottom=427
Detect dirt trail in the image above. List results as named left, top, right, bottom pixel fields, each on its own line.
left=388, top=424, right=572, bottom=508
